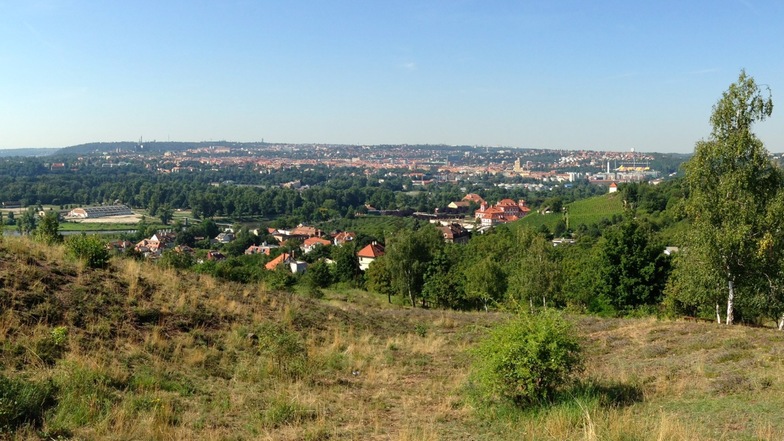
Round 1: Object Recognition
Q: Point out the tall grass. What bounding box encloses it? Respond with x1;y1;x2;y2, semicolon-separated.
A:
2;237;784;439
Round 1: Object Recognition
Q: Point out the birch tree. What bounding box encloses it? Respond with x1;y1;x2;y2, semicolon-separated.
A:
386;226;443;307
681;70;784;325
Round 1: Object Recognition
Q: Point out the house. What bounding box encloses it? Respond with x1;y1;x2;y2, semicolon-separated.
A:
291;225;322;238
270;224;322;243
206;250;226;261
264;253;307;274
609;182;618;193
265;253;291;270
214;231;235;244
302;237;331;254
245;242;279;256
474;199;530;227
462;193;486;206
332;231;356;246
135;238;166;256
106;240;133;253
357;241;385;271
446;200;471;212
436;223;470;244
289;261;308;274
151;231;177;243
174;245;195;254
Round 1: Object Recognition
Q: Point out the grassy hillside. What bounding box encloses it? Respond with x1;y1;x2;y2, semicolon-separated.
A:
519;192;625;231
2;236;784;440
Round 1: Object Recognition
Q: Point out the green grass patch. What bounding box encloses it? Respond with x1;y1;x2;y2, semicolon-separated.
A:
518;193;624;231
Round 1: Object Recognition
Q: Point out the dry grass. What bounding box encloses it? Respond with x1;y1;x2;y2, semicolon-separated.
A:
3;236;784;440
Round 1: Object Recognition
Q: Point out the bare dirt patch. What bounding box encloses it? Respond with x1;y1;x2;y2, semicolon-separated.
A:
67;214;143;224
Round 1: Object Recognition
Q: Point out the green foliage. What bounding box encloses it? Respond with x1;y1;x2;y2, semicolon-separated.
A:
158;204;174;225
260;395;315;428
267;267;296;292
464;258;506;311
471;311;583;406
385;225;444;307
507;235;563;310
33;210;62;244
34;326;69;366
256;323;308;379
594;214;671;315
331;243;360;284
65;234;110;268
159;249;194;270
305;260;332;289
16;207;37;236
364;256;396;302
0;374;57;432
421;245;467;309
677;70;784;324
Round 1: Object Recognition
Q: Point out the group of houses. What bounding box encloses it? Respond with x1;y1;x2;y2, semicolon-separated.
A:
102;191;530;275
261;226;359;274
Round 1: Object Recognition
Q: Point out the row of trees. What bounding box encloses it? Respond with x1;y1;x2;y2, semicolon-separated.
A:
364;212;671;315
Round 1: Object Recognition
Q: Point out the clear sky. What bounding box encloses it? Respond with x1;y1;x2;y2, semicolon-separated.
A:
1;0;783;153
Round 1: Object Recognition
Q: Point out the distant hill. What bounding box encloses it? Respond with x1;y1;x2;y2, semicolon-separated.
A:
55;141;264;155
0;148;59;157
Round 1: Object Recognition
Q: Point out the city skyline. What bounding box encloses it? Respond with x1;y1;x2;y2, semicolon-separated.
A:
1;1;783;153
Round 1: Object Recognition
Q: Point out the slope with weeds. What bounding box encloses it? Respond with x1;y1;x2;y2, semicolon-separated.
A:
2;237;784;440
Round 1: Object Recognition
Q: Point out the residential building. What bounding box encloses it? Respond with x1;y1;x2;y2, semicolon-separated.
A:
436;223;470;244
332;231;356;246
302;237;331;254
474;199;530;226
357;241;385;271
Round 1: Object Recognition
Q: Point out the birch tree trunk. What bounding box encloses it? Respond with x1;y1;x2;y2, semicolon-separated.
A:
778;314;784;330
716;303;721;324
726;280;735;325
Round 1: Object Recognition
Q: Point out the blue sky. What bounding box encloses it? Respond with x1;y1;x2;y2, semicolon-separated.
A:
1;0;783;153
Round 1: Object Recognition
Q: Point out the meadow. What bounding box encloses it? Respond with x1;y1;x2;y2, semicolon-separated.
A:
1;236;783;440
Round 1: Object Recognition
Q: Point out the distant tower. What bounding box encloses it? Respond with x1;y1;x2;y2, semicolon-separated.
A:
514;158;522;173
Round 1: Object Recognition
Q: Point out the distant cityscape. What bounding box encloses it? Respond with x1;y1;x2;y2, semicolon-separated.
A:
34;141;689;187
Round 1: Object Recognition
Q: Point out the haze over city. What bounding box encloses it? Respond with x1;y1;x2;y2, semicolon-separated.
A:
2;0;783;152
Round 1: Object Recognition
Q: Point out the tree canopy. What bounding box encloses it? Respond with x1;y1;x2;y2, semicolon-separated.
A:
672;70;784;325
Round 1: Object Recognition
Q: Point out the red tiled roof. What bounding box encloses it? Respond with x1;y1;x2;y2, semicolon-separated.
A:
357;243;385;258
265;253;291;270
333;231;356;244
303;237;331;247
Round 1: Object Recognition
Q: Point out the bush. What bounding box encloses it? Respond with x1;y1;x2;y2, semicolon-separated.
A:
34;326;69;366
471;310;583;406
65;235;110;269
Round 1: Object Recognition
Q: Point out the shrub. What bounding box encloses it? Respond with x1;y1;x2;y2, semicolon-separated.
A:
34;326;69;366
471;310;583;406
256;323;307;379
65;235;110;269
